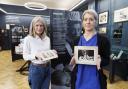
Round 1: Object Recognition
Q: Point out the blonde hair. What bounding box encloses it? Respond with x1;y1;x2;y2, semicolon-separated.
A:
82;9;98;22
29;16;47;38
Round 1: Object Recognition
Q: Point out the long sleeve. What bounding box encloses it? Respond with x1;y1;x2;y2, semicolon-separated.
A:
23;36;36;61
23;35;51;64
101;37;111;66
97;34;111;67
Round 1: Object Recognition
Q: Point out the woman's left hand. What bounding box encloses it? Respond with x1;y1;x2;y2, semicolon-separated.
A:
96;55;101;70
52;49;58;58
52;49;57;54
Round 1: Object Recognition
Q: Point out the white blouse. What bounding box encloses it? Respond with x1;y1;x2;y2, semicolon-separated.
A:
23;35;51;64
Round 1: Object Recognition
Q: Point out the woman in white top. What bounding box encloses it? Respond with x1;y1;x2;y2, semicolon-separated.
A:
23;16;51;89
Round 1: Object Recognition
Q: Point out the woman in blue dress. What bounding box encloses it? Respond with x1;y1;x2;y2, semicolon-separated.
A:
70;9;110;89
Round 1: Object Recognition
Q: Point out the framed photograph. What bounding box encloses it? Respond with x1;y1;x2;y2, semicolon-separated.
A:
24;28;28;32
114;7;128;22
99;12;108;24
17;27;22;33
99;27;107;34
74;46;98;65
6;24;10;29
40;50;58;61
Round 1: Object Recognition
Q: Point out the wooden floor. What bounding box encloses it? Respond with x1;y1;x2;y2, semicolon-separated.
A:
0;50;128;89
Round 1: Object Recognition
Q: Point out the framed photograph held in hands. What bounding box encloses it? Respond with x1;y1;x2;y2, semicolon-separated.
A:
74;46;98;65
40;50;58;61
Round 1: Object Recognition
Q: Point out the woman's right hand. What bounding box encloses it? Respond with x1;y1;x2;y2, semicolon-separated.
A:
69;56;76;65
69;56;76;71
35;51;43;60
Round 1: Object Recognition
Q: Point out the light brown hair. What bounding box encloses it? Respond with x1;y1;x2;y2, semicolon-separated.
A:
82;9;98;22
29;16;47;38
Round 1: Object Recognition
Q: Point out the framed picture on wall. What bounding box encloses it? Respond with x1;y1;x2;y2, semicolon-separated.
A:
6;24;10;29
114;7;128;22
24;28;28;32
99;27;107;34
99;12;108;24
17;27;23;33
74;46;98;65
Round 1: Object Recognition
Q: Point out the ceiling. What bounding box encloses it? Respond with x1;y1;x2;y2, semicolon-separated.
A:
0;0;85;10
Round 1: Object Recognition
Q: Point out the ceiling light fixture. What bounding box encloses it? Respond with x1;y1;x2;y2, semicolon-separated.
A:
69;0;86;11
24;2;47;11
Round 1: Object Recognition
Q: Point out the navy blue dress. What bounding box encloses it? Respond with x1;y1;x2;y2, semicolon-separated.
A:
75;34;100;89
